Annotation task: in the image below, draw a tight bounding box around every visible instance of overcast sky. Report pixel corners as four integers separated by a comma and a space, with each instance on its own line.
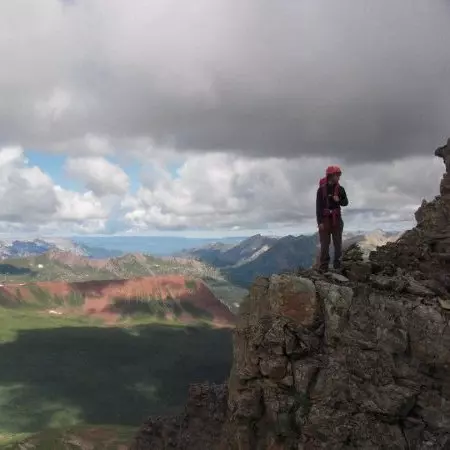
0, 0, 448, 236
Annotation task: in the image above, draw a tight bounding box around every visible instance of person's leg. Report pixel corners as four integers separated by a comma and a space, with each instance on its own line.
332, 219, 344, 269
319, 221, 331, 271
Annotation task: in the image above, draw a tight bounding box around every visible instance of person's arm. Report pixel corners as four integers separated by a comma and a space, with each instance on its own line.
339, 186, 349, 207
316, 187, 324, 225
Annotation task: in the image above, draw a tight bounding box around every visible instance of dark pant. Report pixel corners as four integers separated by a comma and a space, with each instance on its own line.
318, 218, 343, 271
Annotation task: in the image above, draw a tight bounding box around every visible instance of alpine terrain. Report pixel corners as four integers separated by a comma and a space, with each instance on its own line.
181, 231, 401, 288
130, 139, 450, 449
0, 248, 239, 447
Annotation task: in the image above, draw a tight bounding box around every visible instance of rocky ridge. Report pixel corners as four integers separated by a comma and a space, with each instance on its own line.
131, 139, 450, 449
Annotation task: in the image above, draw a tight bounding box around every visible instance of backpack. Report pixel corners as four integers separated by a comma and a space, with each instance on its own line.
319, 177, 341, 226
319, 177, 340, 200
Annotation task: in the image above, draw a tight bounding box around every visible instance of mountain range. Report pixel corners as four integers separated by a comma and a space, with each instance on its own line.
0, 249, 247, 313
0, 231, 402, 294
179, 230, 403, 287
0, 238, 123, 260
0, 274, 235, 326
0, 236, 246, 260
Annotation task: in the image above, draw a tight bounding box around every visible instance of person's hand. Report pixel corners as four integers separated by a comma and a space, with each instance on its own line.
318, 223, 324, 231
333, 195, 340, 202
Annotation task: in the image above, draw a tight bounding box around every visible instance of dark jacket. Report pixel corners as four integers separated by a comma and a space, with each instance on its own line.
316, 183, 348, 225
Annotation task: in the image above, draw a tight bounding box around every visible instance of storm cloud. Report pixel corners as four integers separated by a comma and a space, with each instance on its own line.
0, 0, 448, 234
0, 0, 449, 163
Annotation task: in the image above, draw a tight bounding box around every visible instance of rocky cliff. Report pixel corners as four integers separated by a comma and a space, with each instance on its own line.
131, 139, 450, 449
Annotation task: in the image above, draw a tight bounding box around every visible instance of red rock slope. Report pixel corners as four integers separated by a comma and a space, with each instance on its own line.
0, 275, 235, 326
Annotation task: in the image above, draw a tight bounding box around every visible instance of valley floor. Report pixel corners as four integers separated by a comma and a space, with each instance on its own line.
0, 308, 233, 448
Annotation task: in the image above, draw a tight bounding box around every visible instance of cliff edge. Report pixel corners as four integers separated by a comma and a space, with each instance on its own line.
131, 138, 450, 449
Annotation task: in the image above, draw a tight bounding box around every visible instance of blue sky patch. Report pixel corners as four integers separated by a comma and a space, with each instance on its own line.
26, 150, 81, 191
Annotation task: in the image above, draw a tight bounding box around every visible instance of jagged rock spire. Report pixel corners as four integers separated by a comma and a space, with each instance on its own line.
435, 137, 450, 171
435, 138, 450, 196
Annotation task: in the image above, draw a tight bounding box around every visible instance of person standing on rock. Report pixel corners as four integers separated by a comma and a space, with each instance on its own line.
316, 165, 349, 272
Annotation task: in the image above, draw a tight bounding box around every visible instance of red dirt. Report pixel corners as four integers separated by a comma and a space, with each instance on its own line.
0, 275, 235, 326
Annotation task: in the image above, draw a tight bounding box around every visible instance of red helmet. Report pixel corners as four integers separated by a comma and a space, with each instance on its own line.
326, 165, 342, 176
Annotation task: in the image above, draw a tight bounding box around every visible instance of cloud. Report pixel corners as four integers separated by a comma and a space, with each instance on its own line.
0, 0, 448, 163
122, 153, 445, 232
0, 146, 109, 233
35, 87, 73, 122
0, 1, 448, 235
0, 145, 444, 235
54, 187, 107, 221
0, 147, 59, 223
64, 156, 130, 196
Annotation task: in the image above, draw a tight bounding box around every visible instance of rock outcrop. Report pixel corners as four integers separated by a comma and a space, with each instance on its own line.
368, 138, 450, 283
131, 139, 450, 449
130, 383, 229, 449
